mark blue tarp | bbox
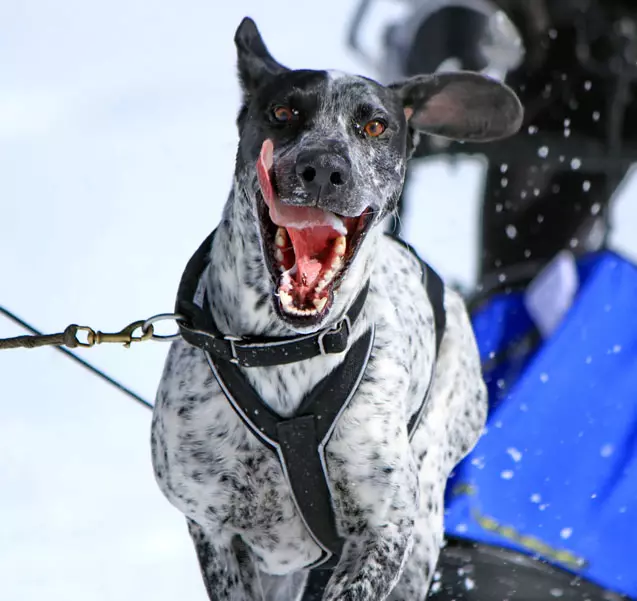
[444,251,637,598]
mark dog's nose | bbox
[295,151,351,196]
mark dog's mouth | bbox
[256,139,373,326]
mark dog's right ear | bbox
[235,17,289,98]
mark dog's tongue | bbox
[257,139,345,291]
[286,226,338,289]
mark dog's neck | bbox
[204,184,379,339]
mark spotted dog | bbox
[151,16,523,601]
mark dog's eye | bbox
[363,119,386,137]
[272,106,296,123]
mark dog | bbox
[151,16,523,601]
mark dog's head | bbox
[232,17,523,330]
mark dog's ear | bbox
[235,17,289,97]
[390,71,523,142]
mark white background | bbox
[1,1,635,600]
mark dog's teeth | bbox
[275,249,284,263]
[330,255,343,272]
[275,228,287,248]
[315,271,334,293]
[279,290,293,307]
[313,297,328,312]
[334,235,346,256]
[325,272,335,285]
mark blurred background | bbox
[1,1,636,600]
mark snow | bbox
[1,1,637,600]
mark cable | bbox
[0,305,154,411]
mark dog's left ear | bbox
[390,71,524,142]
[235,17,289,97]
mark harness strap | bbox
[408,260,446,437]
[176,231,370,368]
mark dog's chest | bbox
[151,243,436,571]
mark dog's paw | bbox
[324,579,377,601]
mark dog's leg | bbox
[389,289,488,601]
[385,455,449,600]
[187,519,261,601]
[321,501,417,601]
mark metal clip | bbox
[74,320,154,348]
[224,334,243,365]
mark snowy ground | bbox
[1,2,636,600]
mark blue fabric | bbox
[444,251,637,597]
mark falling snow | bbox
[471,456,486,469]
[507,448,523,462]
[560,527,573,540]
[600,444,615,458]
[538,146,549,158]
[540,373,549,383]
[571,158,582,170]
[550,588,565,597]
[501,470,514,480]
[531,493,542,503]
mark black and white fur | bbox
[151,17,522,601]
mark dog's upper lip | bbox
[257,139,347,234]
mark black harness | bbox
[176,231,447,596]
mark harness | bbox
[176,230,446,595]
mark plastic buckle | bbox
[317,315,352,356]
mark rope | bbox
[0,306,154,411]
[0,324,81,350]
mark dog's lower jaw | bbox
[206,186,380,338]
